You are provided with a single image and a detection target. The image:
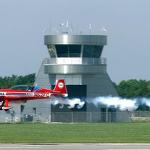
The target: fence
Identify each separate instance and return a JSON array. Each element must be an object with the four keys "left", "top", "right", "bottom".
[
  {"left": 1, "top": 111, "right": 150, "bottom": 123},
  {"left": 50, "top": 111, "right": 131, "bottom": 123}
]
